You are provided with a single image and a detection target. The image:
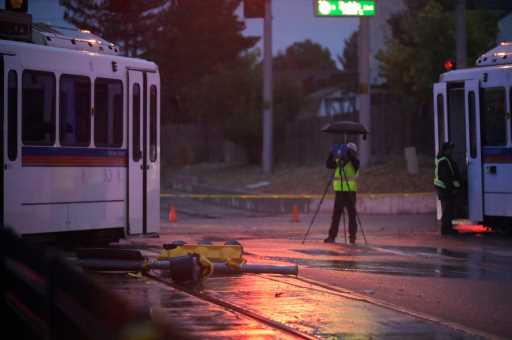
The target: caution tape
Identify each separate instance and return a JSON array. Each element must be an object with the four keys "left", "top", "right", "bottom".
[
  {"left": 160, "top": 192, "right": 434, "bottom": 199},
  {"left": 160, "top": 193, "right": 315, "bottom": 199}
]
